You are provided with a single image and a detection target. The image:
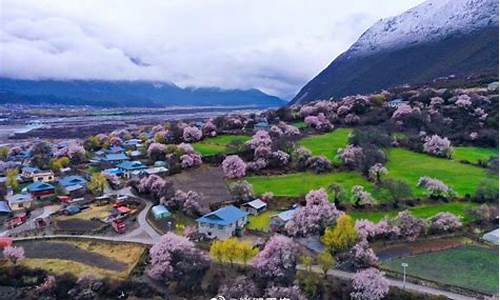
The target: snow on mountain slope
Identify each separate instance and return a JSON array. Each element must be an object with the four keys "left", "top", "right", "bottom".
[{"left": 348, "top": 0, "right": 499, "bottom": 58}]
